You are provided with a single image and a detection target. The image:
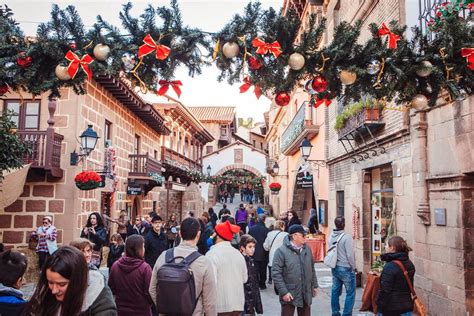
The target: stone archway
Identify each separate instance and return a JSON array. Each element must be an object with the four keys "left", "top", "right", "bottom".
[{"left": 207, "top": 163, "right": 264, "bottom": 206}]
